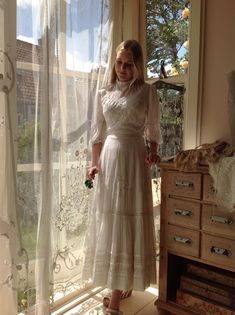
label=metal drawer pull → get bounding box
[174,236,192,245]
[175,180,194,188]
[210,246,232,257]
[211,187,216,193]
[174,208,192,217]
[210,215,233,225]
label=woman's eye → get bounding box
[116,60,134,68]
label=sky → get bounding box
[17,0,109,71]
[17,0,40,44]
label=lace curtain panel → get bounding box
[1,0,111,314]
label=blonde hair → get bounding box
[110,39,145,89]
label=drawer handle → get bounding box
[210,215,233,225]
[211,187,216,193]
[174,235,192,245]
[210,246,232,257]
[175,180,194,188]
[174,208,192,217]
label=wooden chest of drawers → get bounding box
[155,163,235,315]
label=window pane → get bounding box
[158,87,184,157]
[16,0,110,312]
[146,0,190,78]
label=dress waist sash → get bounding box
[106,133,143,141]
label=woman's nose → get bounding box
[121,63,126,70]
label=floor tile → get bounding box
[61,286,159,315]
[120,288,158,315]
[135,301,159,315]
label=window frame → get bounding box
[145,0,205,150]
[185,0,205,149]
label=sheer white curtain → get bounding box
[15,0,111,314]
[1,0,149,313]
[0,1,19,315]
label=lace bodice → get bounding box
[90,80,161,144]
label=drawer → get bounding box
[203,174,216,202]
[165,171,201,199]
[167,198,200,229]
[202,204,235,238]
[201,233,235,270]
[167,225,200,257]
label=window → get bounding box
[146,0,204,150]
[16,1,110,313]
[146,0,190,159]
[146,0,190,79]
[146,0,204,262]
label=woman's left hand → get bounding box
[145,152,161,165]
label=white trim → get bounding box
[147,74,186,85]
[121,0,147,78]
[50,286,103,315]
[196,0,205,147]
[184,0,205,149]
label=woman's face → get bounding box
[115,50,135,82]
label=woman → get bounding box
[82,39,161,315]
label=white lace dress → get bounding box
[82,80,161,291]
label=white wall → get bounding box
[200,0,235,144]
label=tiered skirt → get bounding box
[82,134,156,291]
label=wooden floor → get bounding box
[60,286,160,315]
[114,287,159,315]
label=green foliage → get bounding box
[146,0,189,76]
[20,224,38,261]
[18,287,53,312]
[17,170,39,261]
[17,120,64,165]
[17,121,41,164]
[18,288,36,312]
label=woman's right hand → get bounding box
[87,166,99,180]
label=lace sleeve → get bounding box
[145,84,162,144]
[90,90,107,145]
